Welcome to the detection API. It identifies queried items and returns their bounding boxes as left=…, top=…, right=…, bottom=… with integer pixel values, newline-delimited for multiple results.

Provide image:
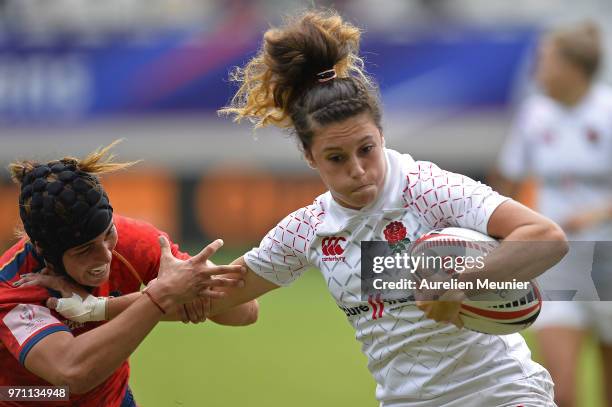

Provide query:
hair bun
left=220, top=9, right=367, bottom=129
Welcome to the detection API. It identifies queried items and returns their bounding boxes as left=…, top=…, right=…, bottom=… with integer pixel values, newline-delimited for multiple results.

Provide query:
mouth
left=353, top=184, right=374, bottom=192
left=87, top=265, right=109, bottom=278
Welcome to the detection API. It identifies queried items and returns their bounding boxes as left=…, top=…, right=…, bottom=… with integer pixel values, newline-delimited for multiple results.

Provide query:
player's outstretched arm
left=22, top=238, right=233, bottom=394
left=15, top=240, right=257, bottom=325
left=207, top=256, right=280, bottom=318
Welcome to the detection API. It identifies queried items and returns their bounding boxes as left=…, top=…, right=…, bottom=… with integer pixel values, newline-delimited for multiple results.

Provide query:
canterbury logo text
left=322, top=237, right=346, bottom=262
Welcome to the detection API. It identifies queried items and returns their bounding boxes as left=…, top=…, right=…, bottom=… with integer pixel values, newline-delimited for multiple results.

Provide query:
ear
left=380, top=131, right=386, bottom=147
left=304, top=150, right=317, bottom=169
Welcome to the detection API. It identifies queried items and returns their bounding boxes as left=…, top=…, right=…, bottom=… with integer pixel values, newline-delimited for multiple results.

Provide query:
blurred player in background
left=496, top=21, right=612, bottom=407
left=206, top=9, right=568, bottom=406
left=0, top=142, right=255, bottom=406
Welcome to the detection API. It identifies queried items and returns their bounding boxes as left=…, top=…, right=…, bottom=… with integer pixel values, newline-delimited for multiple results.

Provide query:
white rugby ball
left=411, top=227, right=541, bottom=335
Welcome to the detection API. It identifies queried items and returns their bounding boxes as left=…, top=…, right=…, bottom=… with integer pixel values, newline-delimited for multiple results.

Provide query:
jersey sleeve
left=497, top=102, right=532, bottom=180
left=0, top=302, right=70, bottom=365
left=404, top=161, right=510, bottom=235
left=244, top=208, right=315, bottom=287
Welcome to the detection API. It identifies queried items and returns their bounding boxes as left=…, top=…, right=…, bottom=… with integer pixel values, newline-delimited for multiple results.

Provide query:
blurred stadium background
left=0, top=0, right=610, bottom=405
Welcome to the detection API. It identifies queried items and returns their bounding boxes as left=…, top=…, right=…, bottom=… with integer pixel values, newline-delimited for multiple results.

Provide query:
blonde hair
left=9, top=139, right=139, bottom=186
left=549, top=20, right=602, bottom=79
left=219, top=9, right=376, bottom=131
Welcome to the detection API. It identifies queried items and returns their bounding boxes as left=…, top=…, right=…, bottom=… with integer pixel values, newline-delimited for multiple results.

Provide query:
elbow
left=243, top=300, right=259, bottom=325
left=543, top=220, right=569, bottom=260
left=60, top=367, right=98, bottom=395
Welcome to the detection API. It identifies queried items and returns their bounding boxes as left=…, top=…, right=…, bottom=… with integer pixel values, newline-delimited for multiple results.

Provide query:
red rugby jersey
left=0, top=215, right=188, bottom=406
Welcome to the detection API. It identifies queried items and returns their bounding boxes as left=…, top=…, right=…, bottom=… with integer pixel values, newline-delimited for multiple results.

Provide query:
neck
left=332, top=194, right=363, bottom=210
left=553, top=78, right=591, bottom=107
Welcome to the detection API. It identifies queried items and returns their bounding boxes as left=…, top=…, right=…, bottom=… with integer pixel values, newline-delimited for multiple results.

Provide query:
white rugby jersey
left=245, top=148, right=548, bottom=406
left=498, top=83, right=612, bottom=239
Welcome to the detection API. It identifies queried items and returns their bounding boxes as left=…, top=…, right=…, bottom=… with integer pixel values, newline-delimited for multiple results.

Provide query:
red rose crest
left=383, top=221, right=407, bottom=244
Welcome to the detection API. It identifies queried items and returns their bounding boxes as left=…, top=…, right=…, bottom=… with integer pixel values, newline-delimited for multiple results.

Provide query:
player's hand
left=13, top=268, right=89, bottom=299
left=416, top=289, right=465, bottom=328
left=153, top=236, right=246, bottom=306
left=179, top=297, right=210, bottom=324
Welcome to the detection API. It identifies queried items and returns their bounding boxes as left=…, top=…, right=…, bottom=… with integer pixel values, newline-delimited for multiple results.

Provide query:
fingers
left=196, top=298, right=207, bottom=323
left=191, top=239, right=224, bottom=265
left=12, top=273, right=46, bottom=288
left=16, top=280, right=43, bottom=289
left=183, top=303, right=198, bottom=324
left=451, top=314, right=464, bottom=329
left=158, top=235, right=172, bottom=259
left=202, top=277, right=245, bottom=289
left=192, top=299, right=206, bottom=322
left=181, top=299, right=207, bottom=324
left=198, top=288, right=228, bottom=299
left=202, top=298, right=211, bottom=319
left=181, top=300, right=208, bottom=323
left=178, top=304, right=189, bottom=324
left=200, top=264, right=246, bottom=277
left=417, top=300, right=463, bottom=327
left=46, top=297, right=58, bottom=310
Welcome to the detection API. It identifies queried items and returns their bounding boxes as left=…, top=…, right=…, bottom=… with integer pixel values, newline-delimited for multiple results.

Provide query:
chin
left=345, top=194, right=376, bottom=209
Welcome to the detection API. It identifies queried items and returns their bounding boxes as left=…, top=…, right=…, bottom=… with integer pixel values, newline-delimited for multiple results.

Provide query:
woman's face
left=535, top=39, right=581, bottom=97
left=306, top=113, right=386, bottom=210
left=61, top=222, right=118, bottom=287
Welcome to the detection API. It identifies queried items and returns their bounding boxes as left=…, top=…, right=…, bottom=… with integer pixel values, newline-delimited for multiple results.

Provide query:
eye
left=361, top=145, right=374, bottom=154
left=106, top=224, right=116, bottom=238
left=77, top=246, right=92, bottom=256
left=327, top=155, right=344, bottom=163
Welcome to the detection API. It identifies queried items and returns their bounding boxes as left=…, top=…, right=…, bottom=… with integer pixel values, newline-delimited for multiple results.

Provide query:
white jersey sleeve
left=244, top=204, right=322, bottom=286
left=498, top=102, right=532, bottom=180
left=404, top=160, right=509, bottom=235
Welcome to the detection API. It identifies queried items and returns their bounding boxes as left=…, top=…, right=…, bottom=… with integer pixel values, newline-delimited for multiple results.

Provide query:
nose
left=348, top=156, right=366, bottom=179
left=93, top=243, right=113, bottom=264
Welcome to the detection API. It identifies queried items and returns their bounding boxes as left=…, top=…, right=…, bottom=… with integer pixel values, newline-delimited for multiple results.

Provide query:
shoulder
left=274, top=197, right=327, bottom=238
left=590, top=83, right=612, bottom=109
left=402, top=159, right=491, bottom=204
left=114, top=214, right=162, bottom=238
left=113, top=214, right=165, bottom=267
left=0, top=239, right=44, bottom=287
left=516, top=93, right=557, bottom=124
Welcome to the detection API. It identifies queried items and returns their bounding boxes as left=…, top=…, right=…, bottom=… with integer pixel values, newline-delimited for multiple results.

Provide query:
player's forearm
left=209, top=300, right=259, bottom=326
left=60, top=287, right=171, bottom=393
left=460, top=221, right=568, bottom=290
left=106, top=291, right=199, bottom=322
left=207, top=257, right=278, bottom=317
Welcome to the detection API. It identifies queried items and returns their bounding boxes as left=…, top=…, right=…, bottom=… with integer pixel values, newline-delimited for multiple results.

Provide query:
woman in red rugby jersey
left=0, top=142, right=256, bottom=406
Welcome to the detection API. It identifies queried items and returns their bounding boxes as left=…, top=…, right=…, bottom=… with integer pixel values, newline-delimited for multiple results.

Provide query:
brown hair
left=219, top=9, right=382, bottom=151
left=549, top=20, right=602, bottom=79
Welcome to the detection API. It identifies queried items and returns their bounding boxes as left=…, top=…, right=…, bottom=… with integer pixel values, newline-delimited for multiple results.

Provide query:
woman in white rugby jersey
left=210, top=10, right=567, bottom=406
left=42, top=9, right=568, bottom=407
left=497, top=21, right=612, bottom=407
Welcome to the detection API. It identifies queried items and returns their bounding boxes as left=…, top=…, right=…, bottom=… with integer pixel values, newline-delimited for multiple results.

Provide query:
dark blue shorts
left=120, top=386, right=136, bottom=407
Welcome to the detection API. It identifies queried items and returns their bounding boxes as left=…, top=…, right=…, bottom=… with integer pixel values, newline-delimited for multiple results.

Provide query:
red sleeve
left=1, top=239, right=69, bottom=365
left=0, top=301, right=70, bottom=365
left=113, top=215, right=190, bottom=286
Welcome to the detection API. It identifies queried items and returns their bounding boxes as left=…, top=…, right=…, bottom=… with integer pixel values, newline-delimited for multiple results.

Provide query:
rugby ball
left=411, top=227, right=541, bottom=335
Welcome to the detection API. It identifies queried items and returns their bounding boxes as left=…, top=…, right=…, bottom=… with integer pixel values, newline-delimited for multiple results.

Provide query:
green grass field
left=130, top=250, right=605, bottom=407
